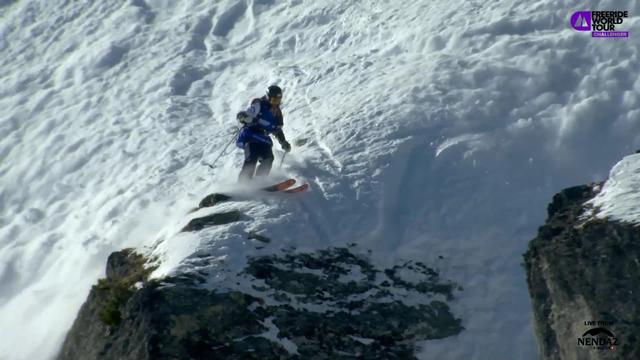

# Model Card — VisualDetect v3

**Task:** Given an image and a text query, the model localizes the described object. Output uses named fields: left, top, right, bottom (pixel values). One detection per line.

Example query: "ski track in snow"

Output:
left=1, top=0, right=640, bottom=359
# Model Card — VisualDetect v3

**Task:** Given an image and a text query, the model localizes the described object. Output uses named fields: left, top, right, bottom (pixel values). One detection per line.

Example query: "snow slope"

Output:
left=589, top=153, right=640, bottom=223
left=1, top=0, right=639, bottom=359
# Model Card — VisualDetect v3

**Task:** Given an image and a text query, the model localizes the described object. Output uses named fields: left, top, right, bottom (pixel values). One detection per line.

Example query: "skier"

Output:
left=235, top=85, right=291, bottom=181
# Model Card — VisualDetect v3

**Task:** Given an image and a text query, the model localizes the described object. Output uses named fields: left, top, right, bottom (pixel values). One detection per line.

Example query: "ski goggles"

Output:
left=268, top=95, right=282, bottom=104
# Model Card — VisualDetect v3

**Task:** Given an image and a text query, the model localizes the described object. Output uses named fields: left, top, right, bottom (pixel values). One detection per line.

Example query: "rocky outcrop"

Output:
left=524, top=184, right=640, bottom=360
left=58, top=249, right=157, bottom=360
left=59, top=247, right=463, bottom=359
left=181, top=210, right=242, bottom=232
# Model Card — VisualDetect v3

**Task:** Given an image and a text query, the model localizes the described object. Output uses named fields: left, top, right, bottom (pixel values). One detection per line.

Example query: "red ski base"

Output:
left=262, top=179, right=296, bottom=192
left=282, top=183, right=308, bottom=193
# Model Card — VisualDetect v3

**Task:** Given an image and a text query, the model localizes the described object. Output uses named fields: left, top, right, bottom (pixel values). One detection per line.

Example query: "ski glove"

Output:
left=280, top=140, right=291, bottom=153
left=237, top=111, right=252, bottom=124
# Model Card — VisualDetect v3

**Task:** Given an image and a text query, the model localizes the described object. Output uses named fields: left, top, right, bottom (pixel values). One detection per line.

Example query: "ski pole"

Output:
left=204, top=128, right=240, bottom=170
left=279, top=151, right=287, bottom=168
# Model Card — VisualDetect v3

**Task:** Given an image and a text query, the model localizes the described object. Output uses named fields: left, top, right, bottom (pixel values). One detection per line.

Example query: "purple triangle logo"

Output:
left=571, top=11, right=591, bottom=31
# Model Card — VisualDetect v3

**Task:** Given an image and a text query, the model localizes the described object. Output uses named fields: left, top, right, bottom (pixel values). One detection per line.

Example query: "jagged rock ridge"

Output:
left=59, top=247, right=463, bottom=359
left=524, top=184, right=640, bottom=360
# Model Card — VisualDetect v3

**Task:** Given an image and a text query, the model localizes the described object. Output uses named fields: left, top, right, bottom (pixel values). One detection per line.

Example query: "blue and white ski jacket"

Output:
left=236, top=96, right=286, bottom=148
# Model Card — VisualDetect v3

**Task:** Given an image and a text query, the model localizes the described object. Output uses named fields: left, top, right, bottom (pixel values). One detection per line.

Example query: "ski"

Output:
left=282, top=183, right=308, bottom=193
left=190, top=179, right=300, bottom=214
left=262, top=178, right=296, bottom=192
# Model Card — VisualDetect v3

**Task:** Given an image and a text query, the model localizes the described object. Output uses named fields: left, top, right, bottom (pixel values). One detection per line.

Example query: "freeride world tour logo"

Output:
left=570, top=10, right=629, bottom=38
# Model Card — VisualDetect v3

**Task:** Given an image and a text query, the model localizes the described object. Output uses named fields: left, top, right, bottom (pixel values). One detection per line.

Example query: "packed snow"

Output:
left=1, top=0, right=639, bottom=359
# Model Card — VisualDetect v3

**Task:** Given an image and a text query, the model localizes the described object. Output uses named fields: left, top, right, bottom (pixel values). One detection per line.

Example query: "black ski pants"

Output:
left=238, top=141, right=274, bottom=181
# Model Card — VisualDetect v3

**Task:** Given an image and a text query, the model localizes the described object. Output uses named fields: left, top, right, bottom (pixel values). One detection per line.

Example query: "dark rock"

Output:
left=546, top=184, right=594, bottom=219
left=105, top=249, right=137, bottom=280
left=181, top=210, right=242, bottom=232
left=248, top=231, right=271, bottom=243
left=524, top=182, right=640, bottom=360
left=198, top=193, right=231, bottom=208
left=58, top=250, right=156, bottom=359
left=60, top=247, right=463, bottom=359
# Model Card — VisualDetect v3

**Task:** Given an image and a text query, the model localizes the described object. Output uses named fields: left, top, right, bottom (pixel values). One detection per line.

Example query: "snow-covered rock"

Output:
left=59, top=247, right=463, bottom=359
left=525, top=168, right=640, bottom=359
left=588, top=153, right=640, bottom=223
